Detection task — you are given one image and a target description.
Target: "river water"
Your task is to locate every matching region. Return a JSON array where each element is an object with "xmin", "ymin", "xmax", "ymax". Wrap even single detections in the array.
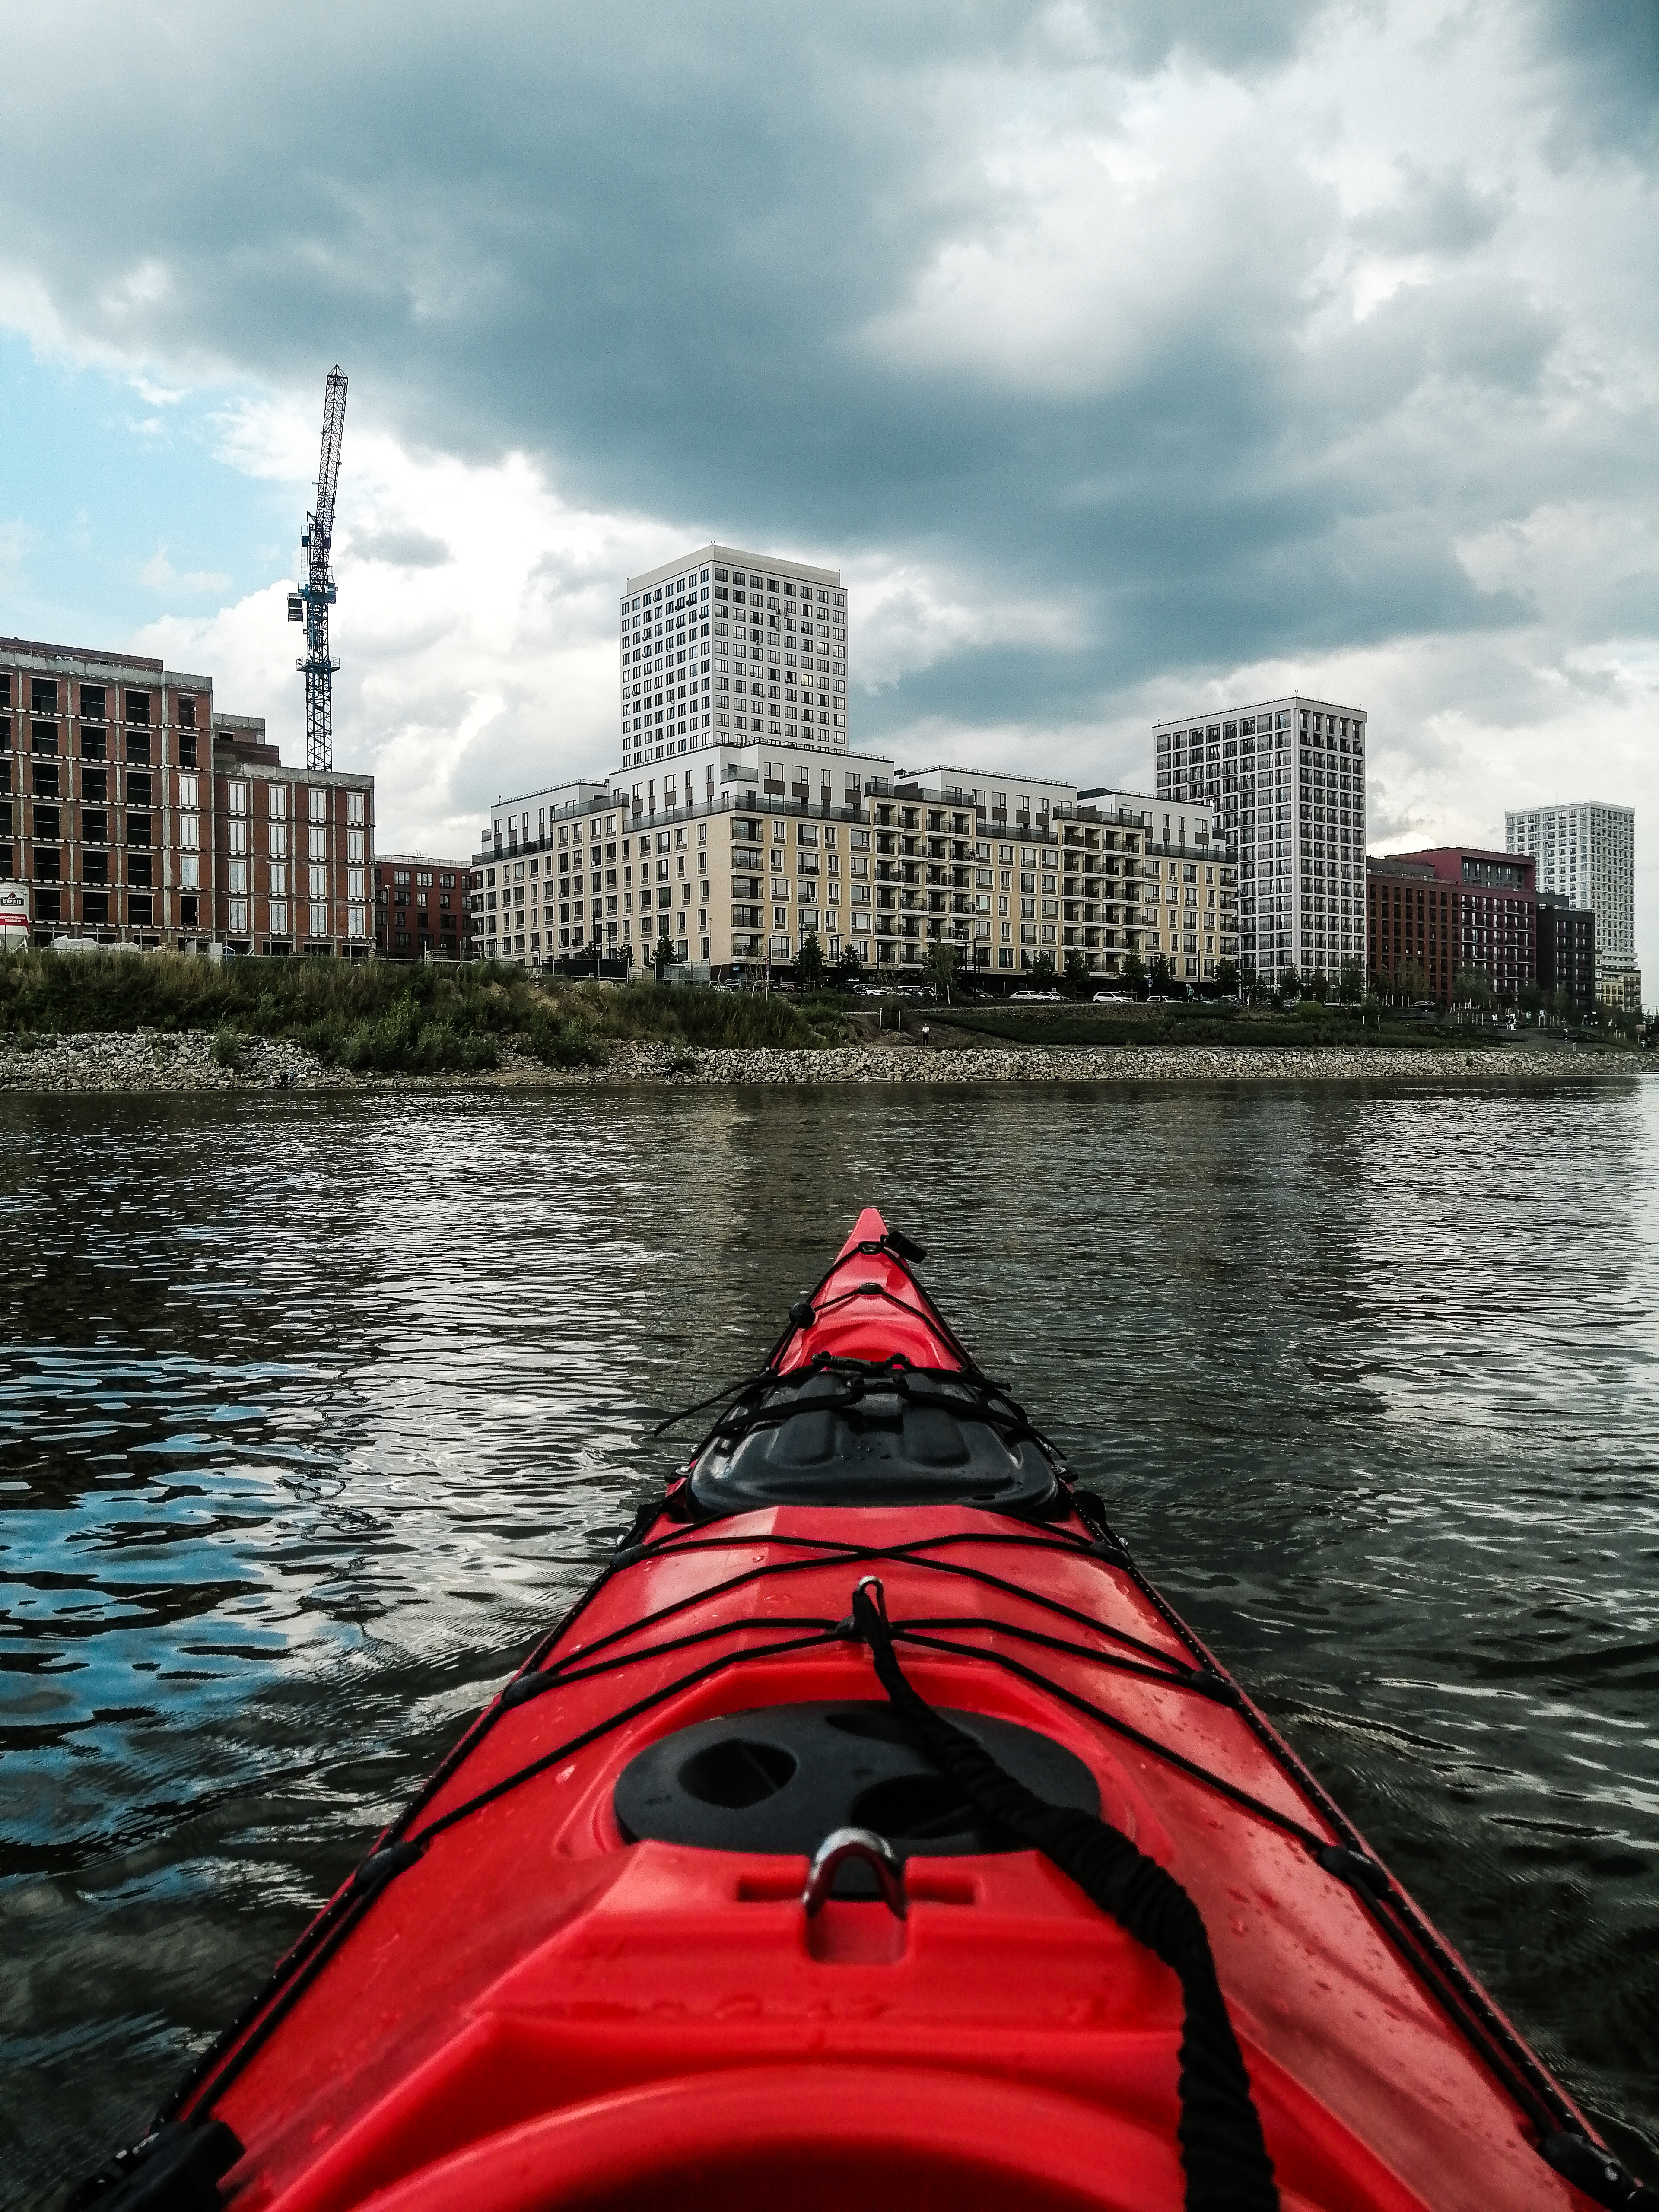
[{"xmin": 3, "ymin": 1077, "xmax": 1657, "ymax": 2203}]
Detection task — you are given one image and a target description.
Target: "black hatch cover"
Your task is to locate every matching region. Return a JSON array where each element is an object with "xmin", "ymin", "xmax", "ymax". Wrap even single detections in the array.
[{"xmin": 614, "ymin": 1700, "xmax": 1099, "ymax": 1865}]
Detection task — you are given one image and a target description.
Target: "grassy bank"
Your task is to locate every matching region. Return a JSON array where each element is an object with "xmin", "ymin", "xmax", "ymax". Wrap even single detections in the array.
[
  {"xmin": 0, "ymin": 953, "xmax": 844, "ymax": 1074},
  {"xmin": 940, "ymin": 1001, "xmax": 1502, "ymax": 1051},
  {"xmin": 939, "ymin": 998, "xmax": 1645, "ymax": 1057}
]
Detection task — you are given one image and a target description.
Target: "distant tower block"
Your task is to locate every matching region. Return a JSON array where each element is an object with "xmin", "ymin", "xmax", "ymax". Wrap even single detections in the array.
[
  {"xmin": 288, "ymin": 366, "xmax": 349, "ymax": 774},
  {"xmin": 618, "ymin": 543, "xmax": 846, "ymax": 773}
]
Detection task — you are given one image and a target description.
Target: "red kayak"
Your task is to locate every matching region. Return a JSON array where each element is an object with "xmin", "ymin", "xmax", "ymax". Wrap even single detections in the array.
[{"xmin": 77, "ymin": 1211, "xmax": 1649, "ymax": 2212}]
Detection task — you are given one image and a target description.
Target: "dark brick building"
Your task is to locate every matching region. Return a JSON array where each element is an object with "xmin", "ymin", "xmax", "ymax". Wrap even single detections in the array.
[
  {"xmin": 1536, "ymin": 891, "xmax": 1595, "ymax": 1011},
  {"xmin": 375, "ymin": 854, "xmax": 469, "ymax": 960},
  {"xmin": 2, "ymin": 636, "xmax": 373, "ymax": 957},
  {"xmin": 1365, "ymin": 856, "xmax": 1449, "ymax": 1002},
  {"xmin": 2, "ymin": 636, "xmax": 214, "ymax": 947}
]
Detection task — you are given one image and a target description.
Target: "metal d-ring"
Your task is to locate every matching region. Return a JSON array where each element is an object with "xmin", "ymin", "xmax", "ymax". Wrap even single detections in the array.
[{"xmin": 802, "ymin": 1827, "xmax": 908, "ymax": 1919}]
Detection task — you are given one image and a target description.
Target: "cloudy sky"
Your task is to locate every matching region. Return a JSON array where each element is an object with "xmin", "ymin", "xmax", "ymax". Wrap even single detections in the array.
[{"xmin": 3, "ymin": 1, "xmax": 1655, "ymax": 972}]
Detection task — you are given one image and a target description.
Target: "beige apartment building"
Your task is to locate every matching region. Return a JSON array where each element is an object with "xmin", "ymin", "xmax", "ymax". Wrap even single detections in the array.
[
  {"xmin": 471, "ymin": 744, "xmax": 1170, "ymax": 982},
  {"xmin": 468, "ymin": 540, "xmax": 1244, "ymax": 985},
  {"xmin": 1083, "ymin": 786, "xmax": 1239, "ymax": 983}
]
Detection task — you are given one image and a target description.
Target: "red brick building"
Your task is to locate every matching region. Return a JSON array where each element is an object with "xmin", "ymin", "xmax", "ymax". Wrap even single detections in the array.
[
  {"xmin": 212, "ymin": 718, "xmax": 373, "ymax": 957},
  {"xmin": 3, "ymin": 635, "xmax": 375, "ymax": 957},
  {"xmin": 374, "ymin": 853, "xmax": 469, "ymax": 959},
  {"xmin": 1367, "ymin": 845, "xmax": 1535, "ymax": 1005},
  {"xmin": 2, "ymin": 636, "xmax": 216, "ymax": 947}
]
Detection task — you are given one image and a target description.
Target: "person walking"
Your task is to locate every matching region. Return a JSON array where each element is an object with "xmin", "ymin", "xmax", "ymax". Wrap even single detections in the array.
[{"xmin": 921, "ymin": 1022, "xmax": 931, "ymax": 1050}]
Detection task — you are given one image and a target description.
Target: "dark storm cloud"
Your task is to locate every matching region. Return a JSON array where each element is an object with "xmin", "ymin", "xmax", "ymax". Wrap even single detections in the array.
[
  {"xmin": 1351, "ymin": 161, "xmax": 1512, "ymax": 255},
  {"xmin": 352, "ymin": 528, "xmax": 453, "ymax": 569},
  {"xmin": 1, "ymin": 0, "xmax": 1653, "ymax": 740},
  {"xmin": 1529, "ymin": 0, "xmax": 1659, "ymax": 162}
]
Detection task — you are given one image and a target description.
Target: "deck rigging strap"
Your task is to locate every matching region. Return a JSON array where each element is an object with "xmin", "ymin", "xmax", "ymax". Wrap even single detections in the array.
[{"xmin": 850, "ymin": 1576, "xmax": 1280, "ymax": 2212}]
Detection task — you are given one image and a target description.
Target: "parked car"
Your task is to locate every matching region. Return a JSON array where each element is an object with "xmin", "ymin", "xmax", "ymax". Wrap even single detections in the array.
[
  {"xmin": 1009, "ymin": 988, "xmax": 1062, "ymax": 1002},
  {"xmin": 1091, "ymin": 991, "xmax": 1131, "ymax": 1004}
]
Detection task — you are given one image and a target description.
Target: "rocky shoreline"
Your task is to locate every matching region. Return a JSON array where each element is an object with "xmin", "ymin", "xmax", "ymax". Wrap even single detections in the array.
[{"xmin": 0, "ymin": 1028, "xmax": 1646, "ymax": 1094}]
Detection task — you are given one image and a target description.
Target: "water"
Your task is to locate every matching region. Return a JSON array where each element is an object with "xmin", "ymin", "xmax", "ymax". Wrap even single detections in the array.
[{"xmin": 3, "ymin": 1079, "xmax": 1657, "ymax": 2204}]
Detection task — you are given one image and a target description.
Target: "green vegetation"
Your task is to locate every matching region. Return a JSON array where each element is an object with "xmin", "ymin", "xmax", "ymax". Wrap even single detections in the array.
[
  {"xmin": 0, "ymin": 951, "xmax": 848, "ymax": 1072},
  {"xmin": 922, "ymin": 938, "xmax": 960, "ymax": 1004},
  {"xmin": 563, "ymin": 979, "xmax": 844, "ymax": 1050},
  {"xmin": 797, "ymin": 931, "xmax": 826, "ymax": 989}
]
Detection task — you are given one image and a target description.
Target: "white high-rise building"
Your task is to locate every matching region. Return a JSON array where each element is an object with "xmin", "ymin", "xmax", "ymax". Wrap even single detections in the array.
[
  {"xmin": 620, "ymin": 543, "xmax": 847, "ymax": 774},
  {"xmin": 1504, "ymin": 801, "xmax": 1636, "ymax": 996},
  {"xmin": 1155, "ymin": 695, "xmax": 1367, "ymax": 982}
]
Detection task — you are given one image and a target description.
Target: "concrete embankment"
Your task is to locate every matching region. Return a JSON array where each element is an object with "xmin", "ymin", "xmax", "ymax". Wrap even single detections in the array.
[{"xmin": 0, "ymin": 1030, "xmax": 1645, "ymax": 1094}]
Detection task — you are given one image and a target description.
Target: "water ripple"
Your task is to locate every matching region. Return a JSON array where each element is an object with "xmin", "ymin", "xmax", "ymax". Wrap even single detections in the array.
[{"xmin": 1, "ymin": 1080, "xmax": 1655, "ymax": 2200}]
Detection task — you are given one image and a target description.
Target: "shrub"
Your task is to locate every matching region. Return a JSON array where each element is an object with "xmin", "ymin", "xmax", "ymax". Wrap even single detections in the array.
[
  {"xmin": 211, "ymin": 1026, "xmax": 243, "ymax": 1069},
  {"xmin": 0, "ymin": 950, "xmax": 841, "ymax": 1069},
  {"xmin": 524, "ymin": 1009, "xmax": 601, "ymax": 1068}
]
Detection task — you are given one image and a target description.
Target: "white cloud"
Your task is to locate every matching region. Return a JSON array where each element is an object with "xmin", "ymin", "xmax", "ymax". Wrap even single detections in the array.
[
  {"xmin": 139, "ymin": 543, "xmax": 232, "ymax": 595},
  {"xmin": 132, "ymin": 400, "xmax": 688, "ymax": 860}
]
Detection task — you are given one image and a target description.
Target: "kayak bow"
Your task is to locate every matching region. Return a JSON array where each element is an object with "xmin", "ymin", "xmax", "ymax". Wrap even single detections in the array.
[{"xmin": 76, "ymin": 1210, "xmax": 1650, "ymax": 2212}]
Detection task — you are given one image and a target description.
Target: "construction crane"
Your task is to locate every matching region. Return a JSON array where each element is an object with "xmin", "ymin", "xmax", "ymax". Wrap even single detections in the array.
[{"xmin": 286, "ymin": 365, "xmax": 349, "ymax": 773}]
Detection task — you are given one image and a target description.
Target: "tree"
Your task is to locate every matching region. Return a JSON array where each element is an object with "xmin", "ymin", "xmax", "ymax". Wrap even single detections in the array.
[
  {"xmin": 1213, "ymin": 956, "xmax": 1238, "ymax": 995},
  {"xmin": 797, "ymin": 931, "xmax": 826, "ymax": 989},
  {"xmin": 834, "ymin": 940, "xmax": 863, "ymax": 992},
  {"xmin": 1148, "ymin": 952, "xmax": 1173, "ymax": 998},
  {"xmin": 1238, "ymin": 960, "xmax": 1262, "ymax": 1005},
  {"xmin": 1337, "ymin": 954, "xmax": 1364, "ymax": 1004},
  {"xmin": 1452, "ymin": 965, "xmax": 1491, "ymax": 1016},
  {"xmin": 653, "ymin": 928, "xmax": 676, "ymax": 978},
  {"xmin": 1395, "ymin": 955, "xmax": 1430, "ymax": 1004},
  {"xmin": 1030, "ymin": 950, "xmax": 1057, "ymax": 988},
  {"xmin": 1307, "ymin": 967, "xmax": 1330, "ymax": 1002},
  {"xmin": 1278, "ymin": 964, "xmax": 1302, "ymax": 1003},
  {"xmin": 1062, "ymin": 947, "xmax": 1092, "ymax": 998},
  {"xmin": 924, "ymin": 936, "xmax": 960, "ymax": 1003},
  {"xmin": 1123, "ymin": 950, "xmax": 1147, "ymax": 998}
]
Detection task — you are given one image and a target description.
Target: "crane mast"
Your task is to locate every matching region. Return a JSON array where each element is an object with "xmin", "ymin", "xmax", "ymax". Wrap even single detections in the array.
[{"xmin": 287, "ymin": 366, "xmax": 349, "ymax": 773}]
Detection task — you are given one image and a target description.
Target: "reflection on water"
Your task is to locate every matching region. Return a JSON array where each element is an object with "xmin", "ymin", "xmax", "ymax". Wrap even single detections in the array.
[{"xmin": 2, "ymin": 1079, "xmax": 1656, "ymax": 2200}]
